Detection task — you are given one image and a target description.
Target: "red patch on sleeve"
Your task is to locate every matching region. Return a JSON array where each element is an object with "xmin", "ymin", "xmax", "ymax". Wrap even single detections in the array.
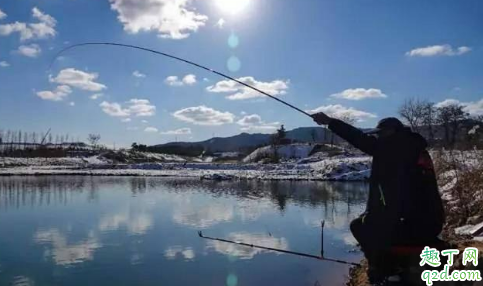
[{"xmin": 417, "ymin": 152, "xmax": 434, "ymax": 170}]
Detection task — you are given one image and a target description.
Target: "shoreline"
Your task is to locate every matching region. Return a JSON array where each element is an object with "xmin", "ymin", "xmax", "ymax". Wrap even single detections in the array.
[
  {"xmin": 0, "ymin": 167, "xmax": 370, "ymax": 181},
  {"xmin": 0, "ymin": 155, "xmax": 373, "ymax": 181}
]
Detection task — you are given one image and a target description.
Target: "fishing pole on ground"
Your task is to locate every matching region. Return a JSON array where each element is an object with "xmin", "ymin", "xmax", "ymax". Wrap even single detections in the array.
[
  {"xmin": 50, "ymin": 42, "xmax": 314, "ymax": 119},
  {"xmin": 198, "ymin": 220, "xmax": 360, "ymax": 267}
]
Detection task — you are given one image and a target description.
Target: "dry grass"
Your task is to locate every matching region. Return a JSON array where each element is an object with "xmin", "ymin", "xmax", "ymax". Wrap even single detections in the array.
[{"xmin": 432, "ymin": 149, "xmax": 483, "ymax": 235}]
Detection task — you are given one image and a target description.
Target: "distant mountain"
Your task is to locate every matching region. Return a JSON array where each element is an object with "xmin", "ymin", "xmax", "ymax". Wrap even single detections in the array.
[
  {"xmin": 150, "ymin": 119, "xmax": 483, "ymax": 155},
  {"xmin": 152, "ymin": 127, "xmax": 342, "ymax": 153}
]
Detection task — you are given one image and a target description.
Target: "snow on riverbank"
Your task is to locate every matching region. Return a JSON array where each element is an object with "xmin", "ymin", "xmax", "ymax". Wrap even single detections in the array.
[{"xmin": 0, "ymin": 155, "xmax": 372, "ymax": 181}]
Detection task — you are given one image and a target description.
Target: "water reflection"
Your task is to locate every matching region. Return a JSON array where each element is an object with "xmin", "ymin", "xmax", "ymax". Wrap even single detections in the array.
[
  {"xmin": 34, "ymin": 228, "xmax": 101, "ymax": 266},
  {"xmin": 10, "ymin": 276, "xmax": 34, "ymax": 286},
  {"xmin": 0, "ymin": 176, "xmax": 368, "ymax": 286},
  {"xmin": 98, "ymin": 213, "xmax": 153, "ymax": 235},
  {"xmin": 164, "ymin": 246, "xmax": 196, "ymax": 261},
  {"xmin": 206, "ymin": 232, "xmax": 289, "ymax": 259},
  {"xmin": 172, "ymin": 203, "xmax": 234, "ymax": 229}
]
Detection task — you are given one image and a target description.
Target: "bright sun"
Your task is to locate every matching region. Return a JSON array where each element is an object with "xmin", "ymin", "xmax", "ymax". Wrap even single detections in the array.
[{"xmin": 215, "ymin": 0, "xmax": 251, "ymax": 15}]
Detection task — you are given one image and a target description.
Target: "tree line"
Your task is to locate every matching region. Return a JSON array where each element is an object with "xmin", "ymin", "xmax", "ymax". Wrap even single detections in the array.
[
  {"xmin": 0, "ymin": 129, "xmax": 103, "ymax": 157},
  {"xmin": 398, "ymin": 98, "xmax": 482, "ymax": 148}
]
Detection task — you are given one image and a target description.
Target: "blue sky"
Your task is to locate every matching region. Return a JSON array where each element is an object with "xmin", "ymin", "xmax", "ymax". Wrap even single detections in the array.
[{"xmin": 0, "ymin": 0, "xmax": 482, "ymax": 147}]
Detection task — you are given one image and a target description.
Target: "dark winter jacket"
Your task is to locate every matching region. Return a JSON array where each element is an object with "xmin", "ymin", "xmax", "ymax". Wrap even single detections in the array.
[{"xmin": 328, "ymin": 119, "xmax": 445, "ymax": 243}]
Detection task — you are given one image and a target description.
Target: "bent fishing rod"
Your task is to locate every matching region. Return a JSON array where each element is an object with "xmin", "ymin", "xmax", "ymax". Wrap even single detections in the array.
[
  {"xmin": 51, "ymin": 42, "xmax": 313, "ymax": 118},
  {"xmin": 198, "ymin": 221, "xmax": 360, "ymax": 267}
]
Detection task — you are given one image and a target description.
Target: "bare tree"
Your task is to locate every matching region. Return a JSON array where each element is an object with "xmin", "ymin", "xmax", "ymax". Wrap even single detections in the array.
[
  {"xmin": 436, "ymin": 104, "xmax": 469, "ymax": 147},
  {"xmin": 422, "ymin": 102, "xmax": 437, "ymax": 143},
  {"xmin": 87, "ymin": 134, "xmax": 101, "ymax": 149},
  {"xmin": 398, "ymin": 98, "xmax": 427, "ymax": 133}
]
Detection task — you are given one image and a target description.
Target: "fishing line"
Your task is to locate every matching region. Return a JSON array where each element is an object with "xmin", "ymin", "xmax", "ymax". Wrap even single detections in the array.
[{"xmin": 50, "ymin": 42, "xmax": 313, "ymax": 118}]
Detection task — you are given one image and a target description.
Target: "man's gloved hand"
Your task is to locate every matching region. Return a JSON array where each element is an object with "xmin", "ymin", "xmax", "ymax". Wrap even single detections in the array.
[{"xmin": 312, "ymin": 112, "xmax": 333, "ymax": 125}]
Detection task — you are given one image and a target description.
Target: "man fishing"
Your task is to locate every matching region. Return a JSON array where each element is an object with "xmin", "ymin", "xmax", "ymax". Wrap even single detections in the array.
[
  {"xmin": 54, "ymin": 42, "xmax": 444, "ymax": 283},
  {"xmin": 312, "ymin": 112, "xmax": 445, "ymax": 285}
]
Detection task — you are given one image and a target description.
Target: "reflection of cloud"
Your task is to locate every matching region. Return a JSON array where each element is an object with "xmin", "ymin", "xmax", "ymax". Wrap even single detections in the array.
[
  {"xmin": 237, "ymin": 199, "xmax": 272, "ymax": 222},
  {"xmin": 172, "ymin": 204, "xmax": 234, "ymax": 228},
  {"xmin": 34, "ymin": 229, "xmax": 100, "ymax": 266},
  {"xmin": 130, "ymin": 253, "xmax": 143, "ymax": 265},
  {"xmin": 98, "ymin": 213, "xmax": 153, "ymax": 235},
  {"xmin": 10, "ymin": 276, "xmax": 35, "ymax": 286},
  {"xmin": 207, "ymin": 233, "xmax": 289, "ymax": 259},
  {"xmin": 341, "ymin": 232, "xmax": 358, "ymax": 247},
  {"xmin": 307, "ymin": 215, "xmax": 351, "ymax": 230},
  {"xmin": 164, "ymin": 246, "xmax": 195, "ymax": 260}
]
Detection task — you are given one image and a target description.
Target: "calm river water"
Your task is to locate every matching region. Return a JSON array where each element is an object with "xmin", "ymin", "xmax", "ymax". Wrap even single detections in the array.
[{"xmin": 0, "ymin": 176, "xmax": 367, "ymax": 286}]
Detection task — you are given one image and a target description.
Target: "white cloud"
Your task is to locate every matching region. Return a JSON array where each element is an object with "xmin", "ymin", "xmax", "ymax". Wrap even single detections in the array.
[
  {"xmin": 100, "ymin": 99, "xmax": 156, "ymax": 117},
  {"xmin": 69, "ymin": 101, "xmax": 75, "ymax": 106},
  {"xmin": 183, "ymin": 74, "xmax": 196, "ymax": 85},
  {"xmin": 17, "ymin": 44, "xmax": 41, "ymax": 58},
  {"xmin": 50, "ymin": 68, "xmax": 107, "ymax": 92},
  {"xmin": 406, "ymin": 44, "xmax": 471, "ymax": 57},
  {"xmin": 240, "ymin": 125, "xmax": 279, "ymax": 133},
  {"xmin": 141, "ymin": 120, "xmax": 148, "ymax": 123},
  {"xmin": 173, "ymin": 105, "xmax": 235, "ymax": 126},
  {"xmin": 434, "ymin": 99, "xmax": 461, "ymax": 108},
  {"xmin": 237, "ymin": 114, "xmax": 263, "ymax": 126},
  {"xmin": 330, "ymin": 88, "xmax": 387, "ymax": 100},
  {"xmin": 237, "ymin": 114, "xmax": 279, "ymax": 133},
  {"xmin": 36, "ymin": 85, "xmax": 72, "ymax": 101},
  {"xmin": 90, "ymin": 93, "xmax": 103, "ymax": 100},
  {"xmin": 165, "ymin": 76, "xmax": 183, "ymax": 86},
  {"xmin": 215, "ymin": 18, "xmax": 225, "ymax": 29},
  {"xmin": 0, "ymin": 7, "xmax": 56, "ymax": 41},
  {"xmin": 465, "ymin": 100, "xmax": 483, "ymax": 116},
  {"xmin": 165, "ymin": 74, "xmax": 197, "ymax": 86},
  {"xmin": 100, "ymin": 101, "xmax": 130, "ymax": 117},
  {"xmin": 435, "ymin": 98, "xmax": 483, "ymax": 116},
  {"xmin": 109, "ymin": 0, "xmax": 208, "ymax": 39},
  {"xmin": 160, "ymin": 127, "xmax": 192, "ymax": 135},
  {"xmin": 121, "ymin": 118, "xmax": 132, "ymax": 122},
  {"xmin": 144, "ymin": 127, "xmax": 159, "ymax": 133},
  {"xmin": 307, "ymin": 104, "xmax": 377, "ymax": 122},
  {"xmin": 132, "ymin": 70, "xmax": 146, "ymax": 78},
  {"xmin": 0, "ymin": 9, "xmax": 6, "ymax": 20},
  {"xmin": 128, "ymin": 99, "xmax": 156, "ymax": 116},
  {"xmin": 206, "ymin": 76, "xmax": 289, "ymax": 100},
  {"xmin": 0, "ymin": 61, "xmax": 9, "ymax": 67}
]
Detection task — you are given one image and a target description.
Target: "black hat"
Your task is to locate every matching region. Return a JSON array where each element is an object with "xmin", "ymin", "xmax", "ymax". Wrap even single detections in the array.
[{"xmin": 365, "ymin": 117, "xmax": 404, "ymax": 134}]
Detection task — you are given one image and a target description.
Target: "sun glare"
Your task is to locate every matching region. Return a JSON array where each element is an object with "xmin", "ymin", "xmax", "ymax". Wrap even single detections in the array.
[{"xmin": 215, "ymin": 0, "xmax": 251, "ymax": 15}]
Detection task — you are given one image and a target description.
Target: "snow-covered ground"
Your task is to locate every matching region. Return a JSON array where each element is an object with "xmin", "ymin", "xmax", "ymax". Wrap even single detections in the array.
[
  {"xmin": 0, "ymin": 154, "xmax": 372, "ymax": 181},
  {"xmin": 243, "ymin": 144, "xmax": 315, "ymax": 163}
]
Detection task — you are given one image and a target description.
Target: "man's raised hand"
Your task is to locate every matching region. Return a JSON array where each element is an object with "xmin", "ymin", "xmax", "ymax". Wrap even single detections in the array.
[{"xmin": 312, "ymin": 112, "xmax": 333, "ymax": 126}]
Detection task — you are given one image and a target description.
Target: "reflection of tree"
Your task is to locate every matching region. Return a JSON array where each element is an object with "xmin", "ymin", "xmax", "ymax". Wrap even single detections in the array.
[
  {"xmin": 129, "ymin": 177, "xmax": 147, "ymax": 194},
  {"xmin": 0, "ymin": 176, "xmax": 94, "ymax": 209},
  {"xmin": 0, "ymin": 177, "xmax": 368, "ymax": 223},
  {"xmin": 158, "ymin": 178, "xmax": 368, "ymax": 210}
]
